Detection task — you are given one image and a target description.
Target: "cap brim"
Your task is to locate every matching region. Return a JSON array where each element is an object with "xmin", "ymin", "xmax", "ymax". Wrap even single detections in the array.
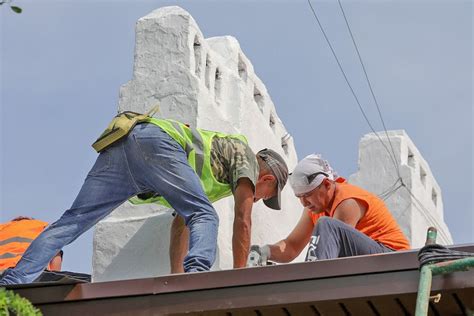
[{"xmin": 263, "ymin": 186, "xmax": 282, "ymax": 210}]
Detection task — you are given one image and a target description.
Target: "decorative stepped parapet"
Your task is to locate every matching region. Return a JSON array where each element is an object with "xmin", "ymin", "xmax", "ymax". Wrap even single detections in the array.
[{"xmin": 349, "ymin": 130, "xmax": 453, "ymax": 247}]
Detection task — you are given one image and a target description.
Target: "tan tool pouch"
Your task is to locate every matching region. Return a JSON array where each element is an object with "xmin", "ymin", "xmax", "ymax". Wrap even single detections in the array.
[{"xmin": 92, "ymin": 105, "xmax": 160, "ymax": 153}]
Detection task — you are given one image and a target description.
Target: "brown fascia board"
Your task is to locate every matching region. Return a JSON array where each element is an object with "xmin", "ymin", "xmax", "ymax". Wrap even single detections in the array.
[{"xmin": 9, "ymin": 244, "xmax": 474, "ymax": 315}]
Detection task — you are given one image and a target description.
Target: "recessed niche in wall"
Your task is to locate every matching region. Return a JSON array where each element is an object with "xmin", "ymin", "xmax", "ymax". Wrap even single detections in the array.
[
  {"xmin": 281, "ymin": 133, "xmax": 291, "ymax": 156},
  {"xmin": 432, "ymin": 188, "xmax": 438, "ymax": 207},
  {"xmin": 214, "ymin": 67, "xmax": 222, "ymax": 102},
  {"xmin": 193, "ymin": 36, "xmax": 202, "ymax": 78},
  {"xmin": 254, "ymin": 86, "xmax": 264, "ymax": 113},
  {"xmin": 420, "ymin": 166, "xmax": 427, "ymax": 187},
  {"xmin": 238, "ymin": 55, "xmax": 247, "ymax": 82},
  {"xmin": 269, "ymin": 113, "xmax": 276, "ymax": 132},
  {"xmin": 408, "ymin": 149, "xmax": 415, "ymax": 168},
  {"xmin": 205, "ymin": 56, "xmax": 211, "ymax": 89}
]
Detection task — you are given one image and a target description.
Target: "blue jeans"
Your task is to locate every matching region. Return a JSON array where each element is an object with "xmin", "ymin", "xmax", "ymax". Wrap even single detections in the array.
[
  {"xmin": 0, "ymin": 123, "xmax": 219, "ymax": 285},
  {"xmin": 305, "ymin": 217, "xmax": 393, "ymax": 261}
]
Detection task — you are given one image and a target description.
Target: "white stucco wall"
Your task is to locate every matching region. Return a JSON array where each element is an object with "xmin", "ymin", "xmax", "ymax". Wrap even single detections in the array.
[
  {"xmin": 92, "ymin": 6, "xmax": 302, "ymax": 282},
  {"xmin": 349, "ymin": 130, "xmax": 453, "ymax": 248}
]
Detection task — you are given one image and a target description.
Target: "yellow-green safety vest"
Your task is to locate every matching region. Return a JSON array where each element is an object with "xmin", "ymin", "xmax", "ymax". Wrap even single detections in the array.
[{"xmin": 129, "ymin": 118, "xmax": 248, "ymax": 207}]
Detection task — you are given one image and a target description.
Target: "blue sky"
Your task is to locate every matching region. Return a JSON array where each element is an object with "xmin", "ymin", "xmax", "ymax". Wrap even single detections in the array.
[{"xmin": 1, "ymin": 0, "xmax": 472, "ymax": 274}]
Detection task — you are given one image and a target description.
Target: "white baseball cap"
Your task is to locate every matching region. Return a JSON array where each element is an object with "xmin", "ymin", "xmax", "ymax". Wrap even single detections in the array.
[{"xmin": 289, "ymin": 154, "xmax": 338, "ymax": 196}]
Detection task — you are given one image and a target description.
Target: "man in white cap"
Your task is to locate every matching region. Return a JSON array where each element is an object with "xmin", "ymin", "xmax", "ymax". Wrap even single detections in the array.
[{"xmin": 249, "ymin": 154, "xmax": 410, "ymax": 265}]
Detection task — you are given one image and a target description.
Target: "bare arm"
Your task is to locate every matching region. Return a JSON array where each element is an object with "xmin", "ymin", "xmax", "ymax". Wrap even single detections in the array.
[
  {"xmin": 232, "ymin": 178, "xmax": 255, "ymax": 268},
  {"xmin": 332, "ymin": 198, "xmax": 367, "ymax": 227},
  {"xmin": 267, "ymin": 209, "xmax": 315, "ymax": 263},
  {"xmin": 169, "ymin": 215, "xmax": 189, "ymax": 274}
]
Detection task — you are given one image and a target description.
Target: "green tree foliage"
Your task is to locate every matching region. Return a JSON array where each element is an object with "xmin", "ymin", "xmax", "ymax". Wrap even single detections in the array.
[
  {"xmin": 0, "ymin": 288, "xmax": 42, "ymax": 316},
  {"xmin": 0, "ymin": 0, "xmax": 22, "ymax": 14}
]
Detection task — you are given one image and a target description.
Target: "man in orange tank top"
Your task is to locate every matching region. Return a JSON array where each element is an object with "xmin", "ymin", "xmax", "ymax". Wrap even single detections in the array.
[{"xmin": 249, "ymin": 154, "xmax": 410, "ymax": 265}]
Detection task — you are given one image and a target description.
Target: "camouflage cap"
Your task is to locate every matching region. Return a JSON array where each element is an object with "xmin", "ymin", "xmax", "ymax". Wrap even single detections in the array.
[{"xmin": 257, "ymin": 148, "xmax": 289, "ymax": 210}]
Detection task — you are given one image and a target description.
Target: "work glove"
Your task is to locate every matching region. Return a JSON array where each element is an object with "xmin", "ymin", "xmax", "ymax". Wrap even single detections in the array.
[{"xmin": 246, "ymin": 245, "xmax": 271, "ymax": 267}]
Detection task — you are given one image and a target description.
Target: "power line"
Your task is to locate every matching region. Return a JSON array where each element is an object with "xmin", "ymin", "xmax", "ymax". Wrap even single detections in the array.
[
  {"xmin": 306, "ymin": 0, "xmax": 401, "ymax": 180},
  {"xmin": 334, "ymin": 0, "xmax": 408, "ymax": 206},
  {"xmin": 381, "ymin": 180, "xmax": 450, "ymax": 241},
  {"xmin": 381, "ymin": 184, "xmax": 403, "ymax": 201},
  {"xmin": 336, "ymin": 1, "xmax": 450, "ymax": 241},
  {"xmin": 401, "ymin": 184, "xmax": 451, "ymax": 242},
  {"xmin": 378, "ymin": 178, "xmax": 402, "ymax": 198},
  {"xmin": 336, "ymin": 0, "xmax": 401, "ymax": 180},
  {"xmin": 380, "ymin": 182, "xmax": 404, "ymax": 201},
  {"xmin": 378, "ymin": 178, "xmax": 402, "ymax": 196}
]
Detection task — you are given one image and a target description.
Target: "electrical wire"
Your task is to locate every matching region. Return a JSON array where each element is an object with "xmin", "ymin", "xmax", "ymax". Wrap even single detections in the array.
[
  {"xmin": 377, "ymin": 179, "xmax": 448, "ymax": 241},
  {"xmin": 306, "ymin": 0, "xmax": 401, "ymax": 181},
  {"xmin": 380, "ymin": 183, "xmax": 404, "ymax": 201},
  {"xmin": 333, "ymin": 1, "xmax": 449, "ymax": 231},
  {"xmin": 378, "ymin": 178, "xmax": 402, "ymax": 197},
  {"xmin": 378, "ymin": 178, "xmax": 403, "ymax": 200},
  {"xmin": 307, "ymin": 0, "xmax": 403, "ymax": 201},
  {"xmin": 336, "ymin": 0, "xmax": 401, "ymax": 180},
  {"xmin": 402, "ymin": 184, "xmax": 451, "ymax": 242}
]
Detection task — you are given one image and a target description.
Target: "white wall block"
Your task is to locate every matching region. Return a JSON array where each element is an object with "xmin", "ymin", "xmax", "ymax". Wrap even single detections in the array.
[
  {"xmin": 349, "ymin": 130, "xmax": 453, "ymax": 248},
  {"xmin": 93, "ymin": 6, "xmax": 302, "ymax": 282}
]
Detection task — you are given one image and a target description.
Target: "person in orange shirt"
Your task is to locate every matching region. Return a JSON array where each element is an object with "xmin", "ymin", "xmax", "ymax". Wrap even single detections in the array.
[
  {"xmin": 249, "ymin": 154, "xmax": 410, "ymax": 264},
  {"xmin": 0, "ymin": 217, "xmax": 62, "ymax": 273}
]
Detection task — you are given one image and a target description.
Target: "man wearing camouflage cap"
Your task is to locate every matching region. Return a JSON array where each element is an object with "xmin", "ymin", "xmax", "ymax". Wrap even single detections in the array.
[
  {"xmin": 1, "ymin": 117, "xmax": 288, "ymax": 285},
  {"xmin": 168, "ymin": 144, "xmax": 289, "ymax": 273},
  {"xmin": 249, "ymin": 154, "xmax": 409, "ymax": 265}
]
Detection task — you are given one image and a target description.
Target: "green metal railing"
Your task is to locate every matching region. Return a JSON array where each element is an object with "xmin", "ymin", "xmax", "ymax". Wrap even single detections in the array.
[{"xmin": 415, "ymin": 227, "xmax": 474, "ymax": 315}]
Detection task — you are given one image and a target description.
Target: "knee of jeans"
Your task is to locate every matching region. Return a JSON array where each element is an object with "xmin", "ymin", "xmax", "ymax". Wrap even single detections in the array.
[
  {"xmin": 204, "ymin": 210, "xmax": 219, "ymax": 227},
  {"xmin": 201, "ymin": 204, "xmax": 219, "ymax": 222},
  {"xmin": 185, "ymin": 208, "xmax": 219, "ymax": 226}
]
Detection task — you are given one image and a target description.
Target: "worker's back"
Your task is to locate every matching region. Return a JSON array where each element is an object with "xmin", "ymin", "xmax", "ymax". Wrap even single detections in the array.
[{"xmin": 0, "ymin": 218, "xmax": 49, "ymax": 273}]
